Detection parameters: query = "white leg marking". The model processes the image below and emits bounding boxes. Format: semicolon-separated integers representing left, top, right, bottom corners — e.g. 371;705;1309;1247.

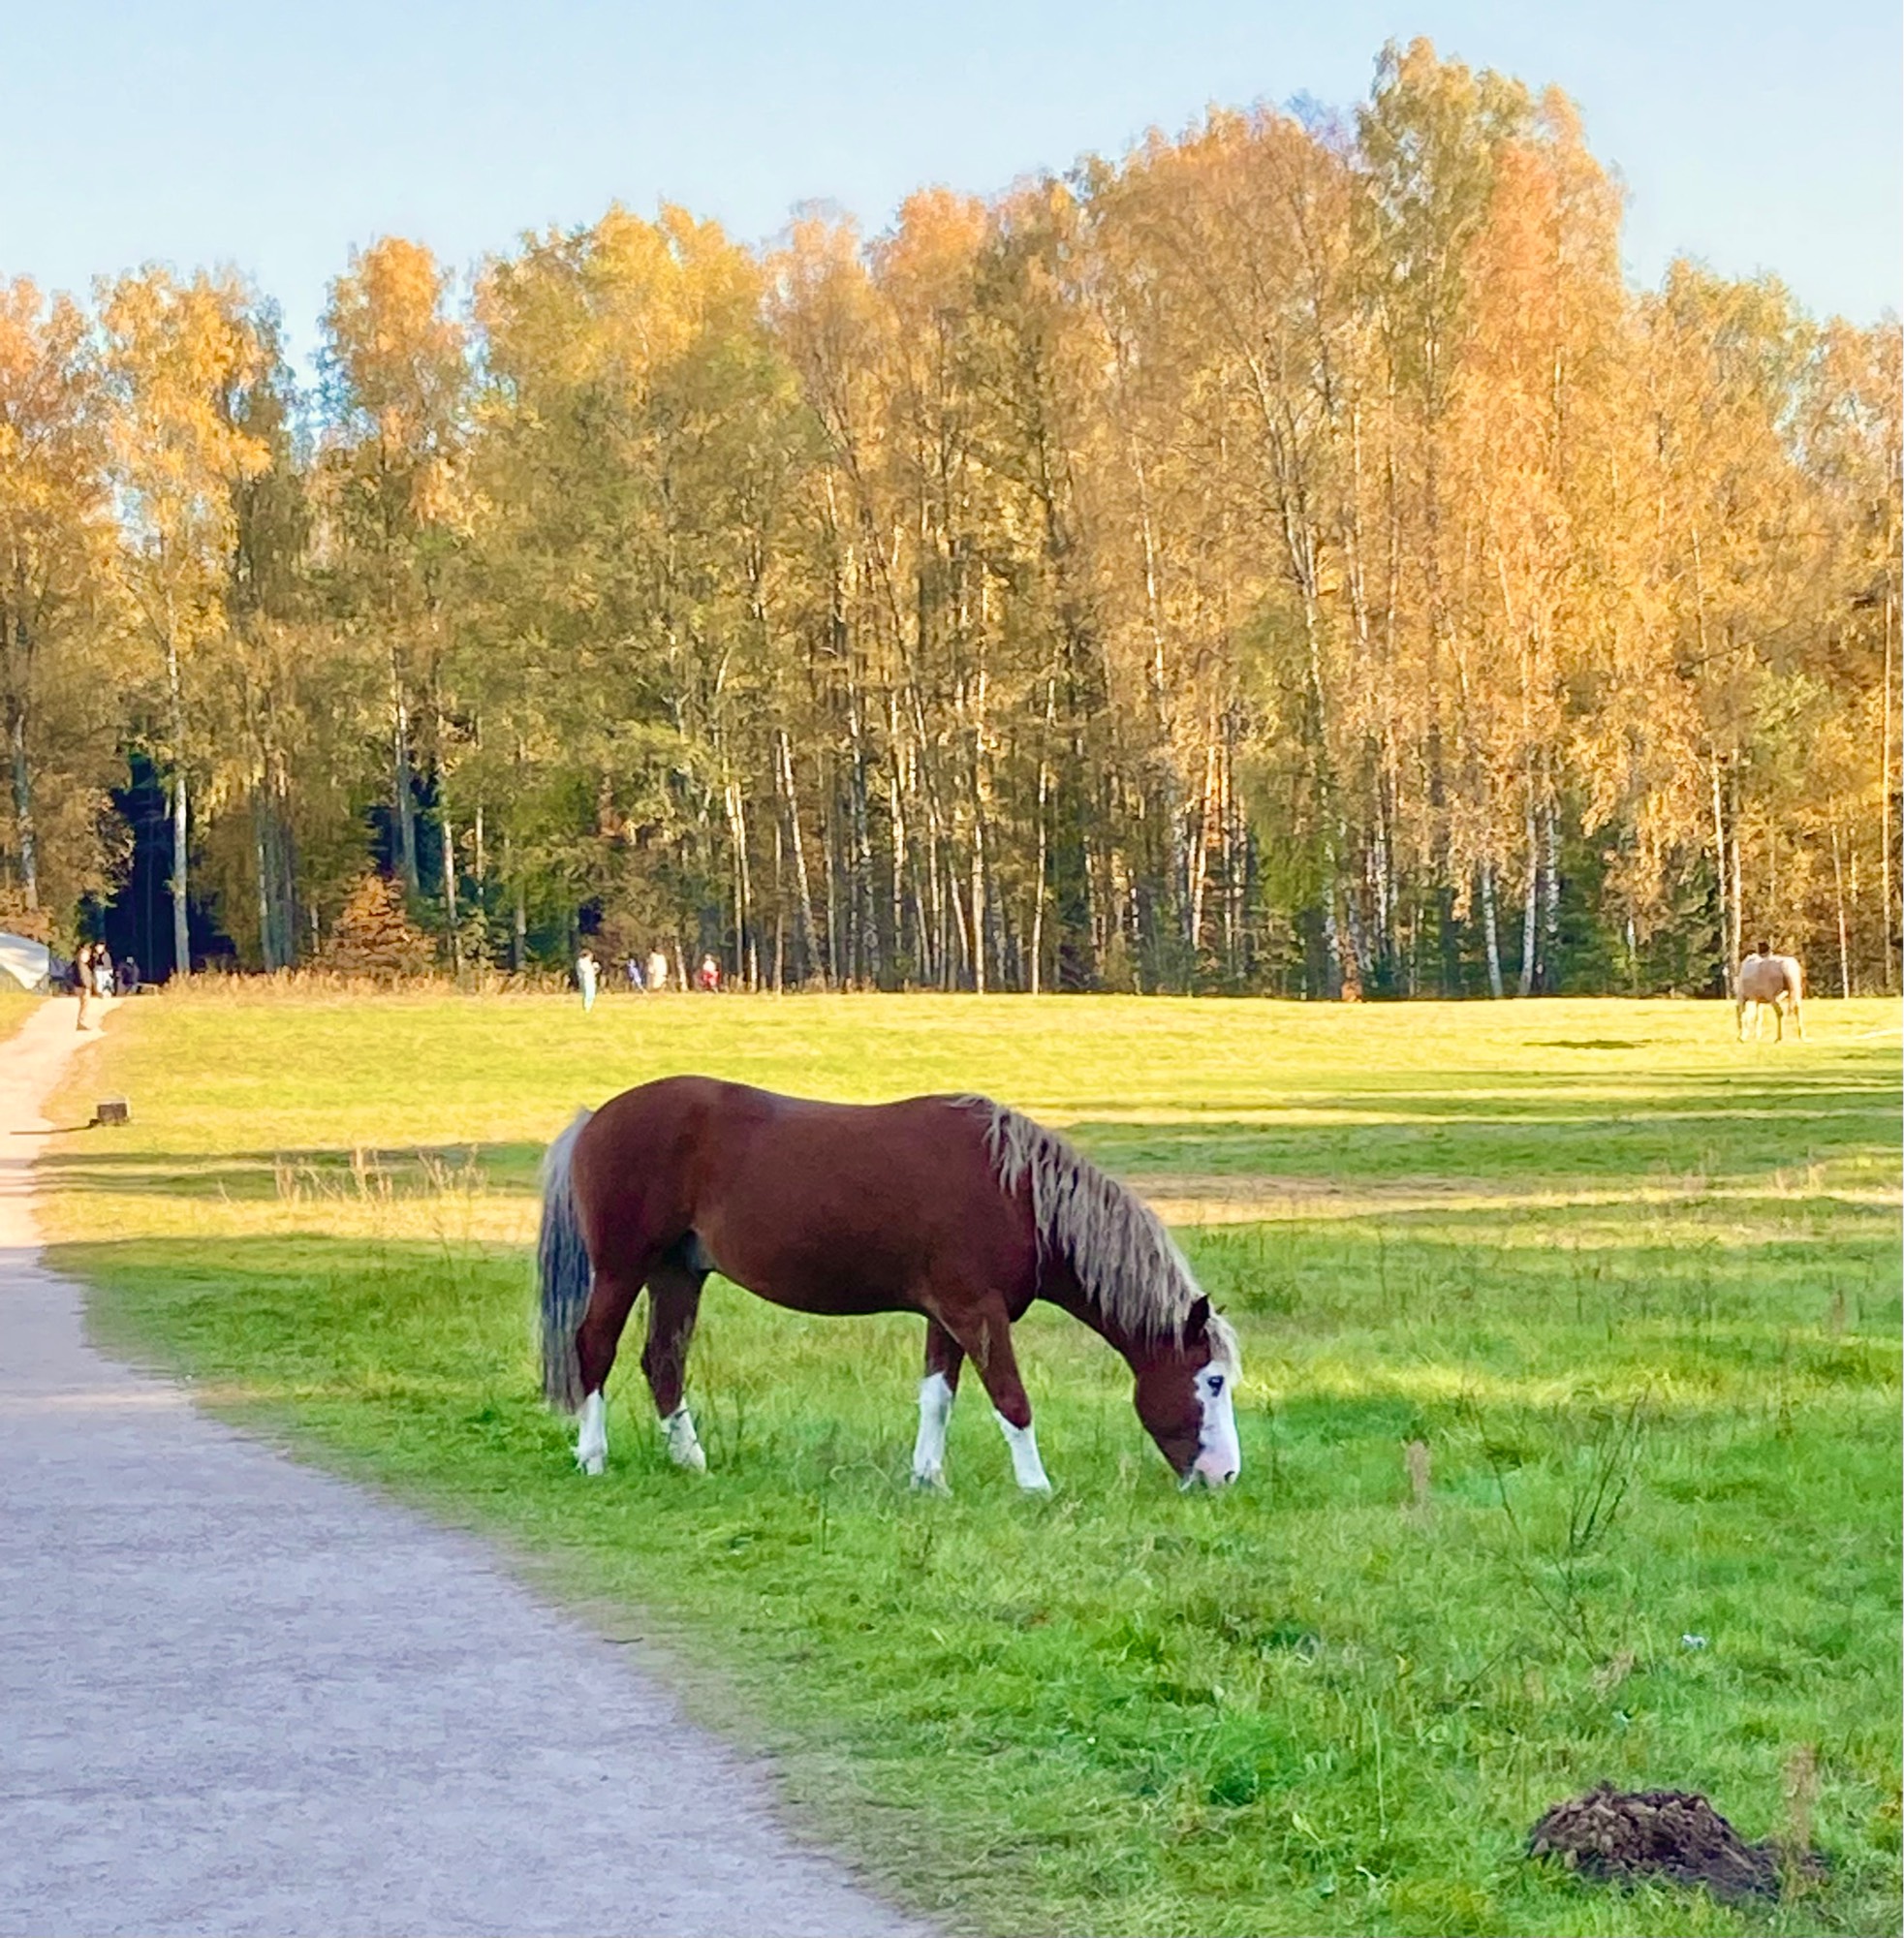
576;1390;608;1475
662;1403;707;1472
912;1372;954;1489
994;1409;1052;1494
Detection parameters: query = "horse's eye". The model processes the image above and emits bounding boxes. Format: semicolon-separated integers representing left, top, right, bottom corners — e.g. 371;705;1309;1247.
1206;1375;1224;1396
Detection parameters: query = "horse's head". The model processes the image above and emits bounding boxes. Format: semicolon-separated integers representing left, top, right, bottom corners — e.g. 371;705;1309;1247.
1131;1297;1241;1488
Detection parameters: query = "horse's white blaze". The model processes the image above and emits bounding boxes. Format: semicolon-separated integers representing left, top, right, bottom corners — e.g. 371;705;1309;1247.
912;1372;955;1487
662;1403;707;1472
576;1390;608;1475
994;1410;1052;1493
1189;1362;1241;1487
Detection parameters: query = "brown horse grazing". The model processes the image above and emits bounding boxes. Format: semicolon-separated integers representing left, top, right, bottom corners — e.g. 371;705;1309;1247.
538;1077;1242;1493
1736;945;1805;1042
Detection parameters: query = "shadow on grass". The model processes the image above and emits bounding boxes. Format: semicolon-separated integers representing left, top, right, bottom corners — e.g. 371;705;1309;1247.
41;1140;547;1202
1068;1096;1896;1189
35;1061;1901;1211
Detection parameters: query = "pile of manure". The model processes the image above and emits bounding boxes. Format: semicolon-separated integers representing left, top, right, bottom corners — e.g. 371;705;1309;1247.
1528;1784;1826;1903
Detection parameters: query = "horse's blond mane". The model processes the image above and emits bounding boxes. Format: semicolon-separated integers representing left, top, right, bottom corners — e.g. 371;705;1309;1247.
959;1096;1239;1370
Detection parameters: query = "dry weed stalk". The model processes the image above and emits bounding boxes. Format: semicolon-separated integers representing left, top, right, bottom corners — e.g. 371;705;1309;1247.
1782;1744;1820;1891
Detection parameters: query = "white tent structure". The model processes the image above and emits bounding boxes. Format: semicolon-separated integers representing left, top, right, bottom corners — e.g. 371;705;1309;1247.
0;932;55;993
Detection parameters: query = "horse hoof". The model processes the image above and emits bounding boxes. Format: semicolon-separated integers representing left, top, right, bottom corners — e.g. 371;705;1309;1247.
911;1469;951;1494
579;1454;605;1476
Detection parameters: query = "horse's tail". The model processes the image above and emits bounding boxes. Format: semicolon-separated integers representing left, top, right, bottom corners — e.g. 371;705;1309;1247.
538;1108;595;1412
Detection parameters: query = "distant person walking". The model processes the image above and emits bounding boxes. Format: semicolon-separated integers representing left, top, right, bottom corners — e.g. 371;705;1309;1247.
119;956;140;996
624;955;644;993
645;948;669;993
696;953;722;992
74;944;101;1032
576;947;600;1014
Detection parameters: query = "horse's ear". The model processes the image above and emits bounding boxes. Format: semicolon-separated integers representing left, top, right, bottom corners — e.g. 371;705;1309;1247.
1186;1295;1211;1335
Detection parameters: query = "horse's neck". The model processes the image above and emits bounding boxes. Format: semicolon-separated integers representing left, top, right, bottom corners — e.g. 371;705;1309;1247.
1039;1268;1149;1373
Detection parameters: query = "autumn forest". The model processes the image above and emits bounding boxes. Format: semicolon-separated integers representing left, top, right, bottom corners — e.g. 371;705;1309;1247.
3;42;1897;996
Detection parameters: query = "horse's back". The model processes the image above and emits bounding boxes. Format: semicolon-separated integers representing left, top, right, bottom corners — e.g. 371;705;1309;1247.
582;1075;985;1166
572;1078;1035;1314
1738;954;1802;1003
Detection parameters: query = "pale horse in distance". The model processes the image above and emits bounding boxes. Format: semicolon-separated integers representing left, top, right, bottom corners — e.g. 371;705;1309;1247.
1736;944;1805;1042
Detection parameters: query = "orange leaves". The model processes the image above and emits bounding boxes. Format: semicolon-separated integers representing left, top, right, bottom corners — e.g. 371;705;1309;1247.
102;268;271;543
0;281;111;561
323;237;465;530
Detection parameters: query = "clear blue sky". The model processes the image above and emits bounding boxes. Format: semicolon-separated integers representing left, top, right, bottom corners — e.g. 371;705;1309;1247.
5;0;1897;375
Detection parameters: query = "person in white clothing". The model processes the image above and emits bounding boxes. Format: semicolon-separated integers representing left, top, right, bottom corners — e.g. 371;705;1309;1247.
576;947;599;1012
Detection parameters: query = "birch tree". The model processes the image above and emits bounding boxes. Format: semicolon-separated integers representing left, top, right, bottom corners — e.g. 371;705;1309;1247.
102;268;267;977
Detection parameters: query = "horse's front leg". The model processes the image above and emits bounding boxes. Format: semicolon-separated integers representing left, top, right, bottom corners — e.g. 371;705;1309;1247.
911;1319;965;1491
642;1263;708;1471
937;1296;1050;1494
575;1271;645;1475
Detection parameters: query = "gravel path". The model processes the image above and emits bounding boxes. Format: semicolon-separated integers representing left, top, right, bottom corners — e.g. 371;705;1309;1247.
0;999;931;1938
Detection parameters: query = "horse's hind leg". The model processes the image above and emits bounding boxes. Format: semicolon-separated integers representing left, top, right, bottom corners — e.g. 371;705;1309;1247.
911;1319;965;1491
642;1262;708;1471
575;1270;647;1474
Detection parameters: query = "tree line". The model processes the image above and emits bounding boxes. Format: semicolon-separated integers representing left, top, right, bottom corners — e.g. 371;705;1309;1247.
3;41;1896;996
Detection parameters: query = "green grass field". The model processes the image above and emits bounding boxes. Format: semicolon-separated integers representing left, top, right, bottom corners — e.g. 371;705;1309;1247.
40;987;1902;1937
0;984;47;1037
